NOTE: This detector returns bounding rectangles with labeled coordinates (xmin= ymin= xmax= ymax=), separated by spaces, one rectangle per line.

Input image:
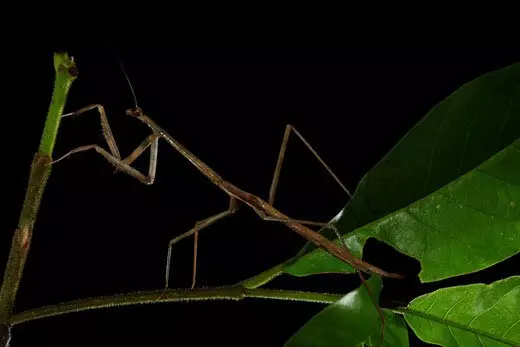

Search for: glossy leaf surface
xmin=284 ymin=63 xmax=520 ymax=282
xmin=404 ymin=276 xmax=520 ymax=346
xmin=284 ymin=276 xmax=409 ymax=347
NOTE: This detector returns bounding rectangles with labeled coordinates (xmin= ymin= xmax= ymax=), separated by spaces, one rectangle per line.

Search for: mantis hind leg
xmin=268 ymin=124 xmax=351 ymax=206
xmin=266 ymin=124 xmax=385 ymax=343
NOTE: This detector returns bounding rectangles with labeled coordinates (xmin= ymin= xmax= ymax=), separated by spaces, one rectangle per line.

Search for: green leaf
xmin=284 ymin=62 xmax=520 ymax=282
xmin=284 ymin=231 xmax=369 ymax=276
xmin=283 ymin=276 xmax=409 ymax=347
xmin=404 ymin=276 xmax=520 ymax=346
xmin=365 ymin=310 xmax=410 ymax=347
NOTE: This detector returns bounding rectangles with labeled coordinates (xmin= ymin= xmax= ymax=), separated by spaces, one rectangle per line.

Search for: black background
xmin=0 ymin=40 xmax=518 ymax=346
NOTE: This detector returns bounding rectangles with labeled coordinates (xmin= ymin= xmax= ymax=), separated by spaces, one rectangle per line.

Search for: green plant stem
xmin=39 ymin=53 xmax=78 ymax=155
xmin=0 ymin=53 xmax=77 ymax=326
xmin=240 ymin=263 xmax=286 ymax=288
xmin=10 ymin=286 xmax=343 ymax=326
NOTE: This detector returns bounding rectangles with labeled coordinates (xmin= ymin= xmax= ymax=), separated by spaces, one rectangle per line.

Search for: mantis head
xmin=125 ymin=107 xmax=144 ymax=118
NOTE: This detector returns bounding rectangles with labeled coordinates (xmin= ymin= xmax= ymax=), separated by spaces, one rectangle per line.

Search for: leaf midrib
xmin=404 ymin=307 xmax=519 ymax=346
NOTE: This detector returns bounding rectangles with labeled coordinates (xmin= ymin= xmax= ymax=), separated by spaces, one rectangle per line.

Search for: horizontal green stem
xmin=10 ymin=286 xmax=343 ymax=326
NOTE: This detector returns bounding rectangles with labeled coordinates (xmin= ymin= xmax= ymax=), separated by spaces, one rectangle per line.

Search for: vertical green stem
xmin=39 ymin=53 xmax=78 ymax=156
xmin=0 ymin=53 xmax=77 ymax=329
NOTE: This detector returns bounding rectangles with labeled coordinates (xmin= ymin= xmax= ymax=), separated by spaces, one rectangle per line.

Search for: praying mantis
xmin=50 ymin=60 xmax=404 ymax=342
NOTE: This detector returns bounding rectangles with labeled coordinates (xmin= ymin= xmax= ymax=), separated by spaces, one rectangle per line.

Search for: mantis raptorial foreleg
xmin=62 ymin=104 xmax=122 ymax=159
xmin=54 ymin=104 xmax=159 ymax=185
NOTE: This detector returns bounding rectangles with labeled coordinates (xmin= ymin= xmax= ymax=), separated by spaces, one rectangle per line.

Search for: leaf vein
xmin=497 ymin=87 xmax=520 ymax=152
xmin=458 ymin=102 xmax=476 ymax=177
xmin=443 ymin=289 xmax=477 ymax=319
xmin=406 ymin=211 xmax=488 ymax=259
xmin=475 ymin=168 xmax=520 ymax=189
xmin=501 ymin=317 xmax=520 ymax=338
xmin=426 ymin=293 xmax=445 ymax=314
xmin=386 ymin=166 xmax=400 ymax=213
xmin=423 ymin=110 xmax=449 ymax=196
xmin=466 ymin=286 xmax=519 ymax=328
xmin=402 ymin=305 xmax=520 ymax=346
xmin=448 ymin=324 xmax=461 ymax=347
xmin=439 ymin=191 xmax=518 ymax=221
